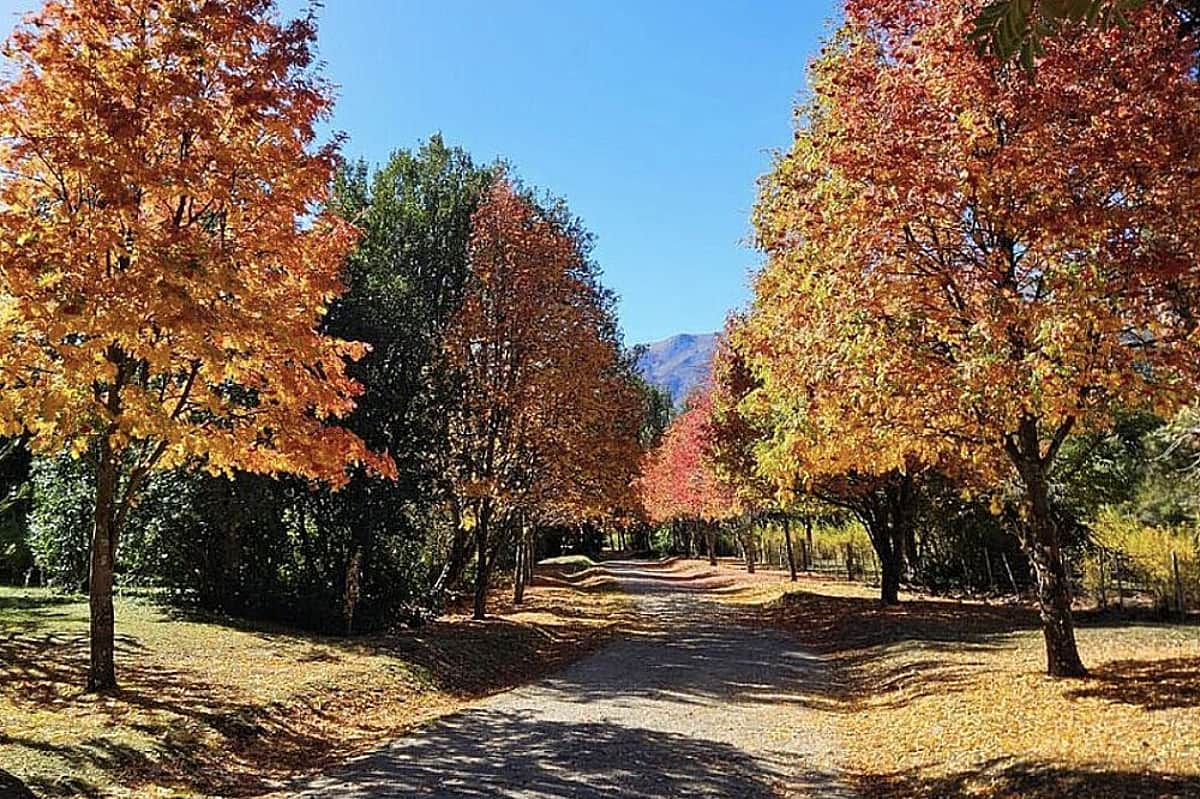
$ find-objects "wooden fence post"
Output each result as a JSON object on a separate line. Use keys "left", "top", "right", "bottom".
{"left": 1001, "top": 552, "right": 1019, "bottom": 598}
{"left": 1173, "top": 551, "right": 1186, "bottom": 620}
{"left": 1114, "top": 550, "right": 1124, "bottom": 609}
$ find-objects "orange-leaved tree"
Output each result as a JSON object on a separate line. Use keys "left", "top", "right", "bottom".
{"left": 444, "top": 178, "right": 640, "bottom": 618}
{"left": 0, "top": 0, "right": 391, "bottom": 691}
{"left": 753, "top": 0, "right": 1200, "bottom": 675}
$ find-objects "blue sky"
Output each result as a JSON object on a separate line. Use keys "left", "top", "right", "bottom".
{"left": 0, "top": 1, "right": 839, "bottom": 345}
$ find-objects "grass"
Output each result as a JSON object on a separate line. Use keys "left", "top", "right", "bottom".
{"left": 715, "top": 565, "right": 1200, "bottom": 799}
{"left": 0, "top": 572, "right": 630, "bottom": 798}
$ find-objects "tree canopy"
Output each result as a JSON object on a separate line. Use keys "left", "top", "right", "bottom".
{"left": 744, "top": 0, "right": 1200, "bottom": 675}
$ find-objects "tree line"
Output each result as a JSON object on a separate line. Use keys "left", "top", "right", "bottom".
{"left": 0, "top": 1, "right": 663, "bottom": 691}
{"left": 638, "top": 0, "right": 1200, "bottom": 679}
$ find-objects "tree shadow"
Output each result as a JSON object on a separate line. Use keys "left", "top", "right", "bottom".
{"left": 0, "top": 627, "right": 347, "bottom": 796}
{"left": 1065, "top": 656, "right": 1200, "bottom": 710}
{"left": 293, "top": 708, "right": 854, "bottom": 798}
{"left": 754, "top": 589, "right": 1040, "bottom": 656}
{"left": 0, "top": 767, "right": 37, "bottom": 799}
{"left": 864, "top": 757, "right": 1200, "bottom": 799}
{"left": 1, "top": 568, "right": 631, "bottom": 798}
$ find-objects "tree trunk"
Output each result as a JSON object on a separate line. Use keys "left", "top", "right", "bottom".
{"left": 744, "top": 520, "right": 756, "bottom": 574}
{"left": 1022, "top": 501, "right": 1089, "bottom": 676}
{"left": 859, "top": 484, "right": 904, "bottom": 607}
{"left": 343, "top": 546, "right": 362, "bottom": 635}
{"left": 1008, "top": 419, "right": 1087, "bottom": 678}
{"left": 705, "top": 525, "right": 717, "bottom": 566}
{"left": 879, "top": 547, "right": 900, "bottom": 605}
{"left": 805, "top": 518, "right": 814, "bottom": 571}
{"left": 433, "top": 525, "right": 475, "bottom": 597}
{"left": 88, "top": 445, "right": 119, "bottom": 693}
{"left": 472, "top": 505, "right": 492, "bottom": 620}
{"left": 513, "top": 520, "right": 528, "bottom": 605}
{"left": 524, "top": 526, "right": 534, "bottom": 585}
{"left": 783, "top": 517, "right": 798, "bottom": 582}
{"left": 1025, "top": 519, "right": 1087, "bottom": 677}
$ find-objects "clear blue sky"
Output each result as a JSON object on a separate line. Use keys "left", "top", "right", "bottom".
{"left": 0, "top": 1, "right": 839, "bottom": 345}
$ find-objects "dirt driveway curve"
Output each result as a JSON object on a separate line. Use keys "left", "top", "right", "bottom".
{"left": 294, "top": 559, "right": 857, "bottom": 798}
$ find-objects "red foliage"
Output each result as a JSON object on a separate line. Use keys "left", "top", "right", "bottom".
{"left": 638, "top": 389, "right": 740, "bottom": 524}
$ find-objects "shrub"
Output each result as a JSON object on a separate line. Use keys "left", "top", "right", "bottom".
{"left": 1086, "top": 508, "right": 1199, "bottom": 611}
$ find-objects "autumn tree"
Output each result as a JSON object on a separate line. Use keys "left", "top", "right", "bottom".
{"left": 711, "top": 320, "right": 922, "bottom": 596}
{"left": 705, "top": 325, "right": 790, "bottom": 573}
{"left": 639, "top": 388, "right": 741, "bottom": 565}
{"left": 444, "top": 179, "right": 640, "bottom": 618}
{"left": 752, "top": 0, "right": 1200, "bottom": 675}
{"left": 0, "top": 0, "right": 389, "bottom": 691}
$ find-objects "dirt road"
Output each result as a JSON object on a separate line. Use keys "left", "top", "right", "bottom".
{"left": 294, "top": 560, "right": 854, "bottom": 798}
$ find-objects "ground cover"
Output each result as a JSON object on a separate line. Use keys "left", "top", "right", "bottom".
{"left": 0, "top": 565, "right": 629, "bottom": 798}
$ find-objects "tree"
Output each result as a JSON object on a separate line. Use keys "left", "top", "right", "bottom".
{"left": 752, "top": 0, "right": 1200, "bottom": 675}
{"left": 731, "top": 266, "right": 934, "bottom": 605}
{"left": 325, "top": 137, "right": 494, "bottom": 622}
{"left": 0, "top": 0, "right": 389, "bottom": 691}
{"left": 639, "top": 388, "right": 741, "bottom": 565}
{"left": 444, "top": 179, "right": 638, "bottom": 618}
{"left": 706, "top": 324, "right": 792, "bottom": 574}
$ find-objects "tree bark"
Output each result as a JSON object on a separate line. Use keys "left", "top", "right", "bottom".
{"left": 343, "top": 546, "right": 362, "bottom": 635}
{"left": 1007, "top": 417, "right": 1087, "bottom": 677}
{"left": 744, "top": 518, "right": 756, "bottom": 574}
{"left": 705, "top": 525, "right": 717, "bottom": 566}
{"left": 513, "top": 519, "right": 528, "bottom": 605}
{"left": 857, "top": 480, "right": 906, "bottom": 607}
{"left": 1025, "top": 508, "right": 1087, "bottom": 677}
{"left": 783, "top": 516, "right": 798, "bottom": 582}
{"left": 87, "top": 443, "right": 119, "bottom": 693}
{"left": 804, "top": 518, "right": 814, "bottom": 571}
{"left": 524, "top": 526, "right": 534, "bottom": 585}
{"left": 472, "top": 503, "right": 492, "bottom": 620}
{"left": 879, "top": 548, "right": 901, "bottom": 605}
{"left": 433, "top": 524, "right": 475, "bottom": 597}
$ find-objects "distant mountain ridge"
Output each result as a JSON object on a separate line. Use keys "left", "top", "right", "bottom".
{"left": 636, "top": 332, "right": 718, "bottom": 406}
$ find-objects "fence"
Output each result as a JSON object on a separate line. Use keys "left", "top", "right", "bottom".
{"left": 755, "top": 531, "right": 1198, "bottom": 620}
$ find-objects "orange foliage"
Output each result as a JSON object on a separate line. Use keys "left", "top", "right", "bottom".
{"left": 444, "top": 180, "right": 641, "bottom": 530}
{"left": 746, "top": 0, "right": 1200, "bottom": 674}
{"left": 0, "top": 0, "right": 389, "bottom": 483}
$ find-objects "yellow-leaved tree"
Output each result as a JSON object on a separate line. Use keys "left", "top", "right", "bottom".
{"left": 749, "top": 0, "right": 1200, "bottom": 676}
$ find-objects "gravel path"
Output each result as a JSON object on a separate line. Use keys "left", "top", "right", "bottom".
{"left": 294, "top": 560, "right": 856, "bottom": 798}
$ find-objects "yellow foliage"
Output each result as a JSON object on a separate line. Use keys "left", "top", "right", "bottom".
{"left": 1086, "top": 509, "right": 1200, "bottom": 609}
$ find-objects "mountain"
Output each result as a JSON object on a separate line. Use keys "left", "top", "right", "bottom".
{"left": 636, "top": 332, "right": 718, "bottom": 406}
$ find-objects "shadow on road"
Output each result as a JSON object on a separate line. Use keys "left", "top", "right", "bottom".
{"left": 308, "top": 710, "right": 802, "bottom": 799}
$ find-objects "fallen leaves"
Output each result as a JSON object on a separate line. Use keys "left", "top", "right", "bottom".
{"left": 0, "top": 575, "right": 629, "bottom": 798}
{"left": 718, "top": 565, "right": 1200, "bottom": 798}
